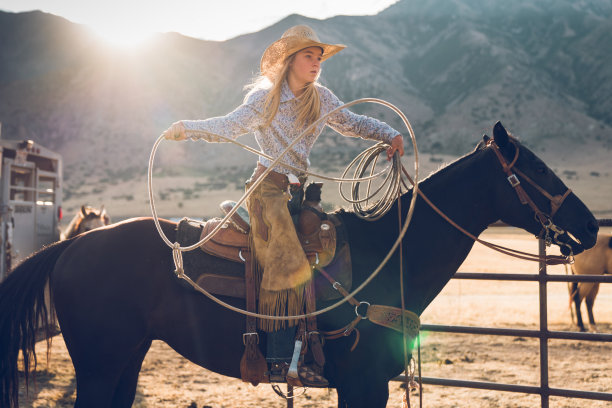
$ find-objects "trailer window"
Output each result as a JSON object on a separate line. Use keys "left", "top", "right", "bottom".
{"left": 37, "top": 176, "right": 56, "bottom": 205}
{"left": 9, "top": 167, "right": 35, "bottom": 202}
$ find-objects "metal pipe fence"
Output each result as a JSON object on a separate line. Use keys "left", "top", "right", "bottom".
{"left": 393, "top": 219, "right": 612, "bottom": 407}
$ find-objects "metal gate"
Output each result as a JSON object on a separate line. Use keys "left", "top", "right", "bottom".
{"left": 394, "top": 219, "right": 612, "bottom": 407}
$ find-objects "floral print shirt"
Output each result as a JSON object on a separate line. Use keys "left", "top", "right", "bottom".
{"left": 181, "top": 81, "right": 399, "bottom": 175}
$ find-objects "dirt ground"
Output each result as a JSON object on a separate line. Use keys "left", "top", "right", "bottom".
{"left": 17, "top": 228, "right": 612, "bottom": 408}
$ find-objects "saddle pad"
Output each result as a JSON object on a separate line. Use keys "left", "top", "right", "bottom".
{"left": 175, "top": 218, "right": 246, "bottom": 298}
{"left": 175, "top": 218, "right": 352, "bottom": 302}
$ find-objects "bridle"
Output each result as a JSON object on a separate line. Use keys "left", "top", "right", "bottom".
{"left": 488, "top": 139, "right": 574, "bottom": 256}
{"left": 400, "top": 139, "right": 575, "bottom": 265}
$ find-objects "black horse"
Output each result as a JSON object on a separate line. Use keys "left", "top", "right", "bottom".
{"left": 0, "top": 123, "right": 598, "bottom": 407}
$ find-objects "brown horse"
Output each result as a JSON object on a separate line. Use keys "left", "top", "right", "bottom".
{"left": 0, "top": 122, "right": 599, "bottom": 408}
{"left": 61, "top": 205, "right": 110, "bottom": 240}
{"left": 569, "top": 233, "right": 612, "bottom": 332}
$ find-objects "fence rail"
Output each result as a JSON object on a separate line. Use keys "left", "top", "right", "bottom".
{"left": 391, "top": 220, "right": 611, "bottom": 407}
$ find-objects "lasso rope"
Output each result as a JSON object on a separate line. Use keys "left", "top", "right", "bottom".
{"left": 340, "top": 142, "right": 404, "bottom": 220}
{"left": 148, "top": 98, "right": 419, "bottom": 321}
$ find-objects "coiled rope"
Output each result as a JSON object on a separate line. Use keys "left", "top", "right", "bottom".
{"left": 148, "top": 98, "right": 419, "bottom": 321}
{"left": 340, "top": 142, "right": 404, "bottom": 221}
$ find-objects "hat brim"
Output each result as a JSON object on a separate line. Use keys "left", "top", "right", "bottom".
{"left": 260, "top": 37, "right": 346, "bottom": 79}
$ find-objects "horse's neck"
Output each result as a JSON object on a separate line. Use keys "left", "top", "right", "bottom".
{"left": 63, "top": 216, "right": 82, "bottom": 239}
{"left": 415, "top": 151, "right": 499, "bottom": 235}
{"left": 342, "top": 150, "right": 499, "bottom": 313}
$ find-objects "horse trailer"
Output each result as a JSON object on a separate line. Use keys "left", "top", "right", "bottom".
{"left": 0, "top": 127, "right": 63, "bottom": 281}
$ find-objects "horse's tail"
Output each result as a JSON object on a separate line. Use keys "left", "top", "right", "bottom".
{"left": 0, "top": 238, "right": 73, "bottom": 408}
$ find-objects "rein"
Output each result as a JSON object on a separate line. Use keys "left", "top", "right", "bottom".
{"left": 400, "top": 139, "right": 574, "bottom": 265}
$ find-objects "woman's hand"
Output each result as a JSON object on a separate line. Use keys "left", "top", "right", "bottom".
{"left": 387, "top": 134, "right": 404, "bottom": 161}
{"left": 162, "top": 121, "right": 187, "bottom": 141}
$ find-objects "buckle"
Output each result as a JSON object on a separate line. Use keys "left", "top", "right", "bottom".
{"left": 355, "top": 301, "right": 370, "bottom": 320}
{"left": 507, "top": 174, "right": 520, "bottom": 187}
{"left": 242, "top": 332, "right": 259, "bottom": 345}
{"left": 308, "top": 330, "right": 322, "bottom": 341}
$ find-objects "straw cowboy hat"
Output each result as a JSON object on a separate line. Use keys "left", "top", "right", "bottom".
{"left": 260, "top": 25, "right": 346, "bottom": 79}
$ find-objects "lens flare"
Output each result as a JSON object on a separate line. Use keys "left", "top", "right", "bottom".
{"left": 89, "top": 23, "right": 154, "bottom": 48}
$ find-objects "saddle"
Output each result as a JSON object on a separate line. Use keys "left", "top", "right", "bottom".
{"left": 182, "top": 188, "right": 352, "bottom": 302}
{"left": 175, "top": 183, "right": 352, "bottom": 386}
{"left": 203, "top": 203, "right": 337, "bottom": 269}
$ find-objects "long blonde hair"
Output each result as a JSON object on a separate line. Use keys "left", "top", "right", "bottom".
{"left": 247, "top": 53, "right": 321, "bottom": 131}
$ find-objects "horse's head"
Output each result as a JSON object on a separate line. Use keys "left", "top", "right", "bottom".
{"left": 79, "top": 205, "right": 110, "bottom": 233}
{"left": 482, "top": 121, "right": 598, "bottom": 255}
{"left": 63, "top": 205, "right": 111, "bottom": 240}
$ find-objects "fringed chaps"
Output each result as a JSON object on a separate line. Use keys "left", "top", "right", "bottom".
{"left": 246, "top": 176, "right": 311, "bottom": 332}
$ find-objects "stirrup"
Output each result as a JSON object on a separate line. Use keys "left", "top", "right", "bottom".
{"left": 267, "top": 362, "right": 289, "bottom": 383}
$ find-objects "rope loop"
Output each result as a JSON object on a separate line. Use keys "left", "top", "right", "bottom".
{"left": 340, "top": 142, "right": 404, "bottom": 221}
{"left": 147, "top": 98, "right": 420, "bottom": 322}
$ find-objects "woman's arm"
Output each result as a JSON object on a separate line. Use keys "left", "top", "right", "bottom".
{"left": 322, "top": 87, "right": 404, "bottom": 159}
{"left": 163, "top": 90, "right": 264, "bottom": 142}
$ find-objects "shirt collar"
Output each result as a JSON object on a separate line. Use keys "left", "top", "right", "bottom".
{"left": 280, "top": 80, "right": 297, "bottom": 103}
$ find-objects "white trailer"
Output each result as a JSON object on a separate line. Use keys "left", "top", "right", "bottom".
{"left": 0, "top": 126, "right": 62, "bottom": 281}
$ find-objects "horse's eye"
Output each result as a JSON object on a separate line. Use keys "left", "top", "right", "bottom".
{"left": 536, "top": 165, "right": 548, "bottom": 174}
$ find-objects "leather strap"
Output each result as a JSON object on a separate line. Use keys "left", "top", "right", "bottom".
{"left": 317, "top": 266, "right": 419, "bottom": 352}
{"left": 251, "top": 162, "right": 290, "bottom": 191}
{"left": 305, "top": 279, "right": 325, "bottom": 367}
{"left": 399, "top": 163, "right": 570, "bottom": 265}
{"left": 240, "top": 254, "right": 267, "bottom": 385}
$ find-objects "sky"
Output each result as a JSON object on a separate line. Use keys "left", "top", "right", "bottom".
{"left": 0, "top": 0, "right": 399, "bottom": 46}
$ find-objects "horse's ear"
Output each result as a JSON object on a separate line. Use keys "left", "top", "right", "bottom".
{"left": 493, "top": 121, "right": 509, "bottom": 148}
{"left": 483, "top": 134, "right": 490, "bottom": 143}
{"left": 100, "top": 205, "right": 110, "bottom": 224}
{"left": 81, "top": 205, "right": 88, "bottom": 217}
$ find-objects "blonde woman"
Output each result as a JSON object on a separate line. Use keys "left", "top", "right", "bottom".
{"left": 163, "top": 25, "right": 404, "bottom": 386}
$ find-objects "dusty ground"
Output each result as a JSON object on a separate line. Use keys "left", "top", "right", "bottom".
{"left": 16, "top": 228, "right": 611, "bottom": 407}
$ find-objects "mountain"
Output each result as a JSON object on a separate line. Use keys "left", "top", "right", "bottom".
{"left": 0, "top": 1, "right": 611, "bottom": 216}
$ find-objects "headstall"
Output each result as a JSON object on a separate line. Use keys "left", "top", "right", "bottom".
{"left": 488, "top": 139, "right": 574, "bottom": 256}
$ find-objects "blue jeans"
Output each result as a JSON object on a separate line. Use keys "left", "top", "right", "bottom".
{"left": 266, "top": 326, "right": 297, "bottom": 363}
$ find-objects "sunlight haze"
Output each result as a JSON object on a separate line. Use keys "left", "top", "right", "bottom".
{"left": 0, "top": 0, "right": 399, "bottom": 46}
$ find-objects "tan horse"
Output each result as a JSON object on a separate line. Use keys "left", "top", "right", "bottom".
{"left": 61, "top": 205, "right": 110, "bottom": 240}
{"left": 569, "top": 234, "right": 612, "bottom": 331}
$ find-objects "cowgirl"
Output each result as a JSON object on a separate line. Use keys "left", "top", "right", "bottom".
{"left": 163, "top": 25, "right": 404, "bottom": 386}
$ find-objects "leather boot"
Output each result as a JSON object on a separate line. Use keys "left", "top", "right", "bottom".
{"left": 286, "top": 362, "right": 329, "bottom": 388}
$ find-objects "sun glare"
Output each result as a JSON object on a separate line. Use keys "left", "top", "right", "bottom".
{"left": 90, "top": 23, "right": 154, "bottom": 48}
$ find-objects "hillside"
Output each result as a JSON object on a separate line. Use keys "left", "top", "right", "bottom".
{"left": 0, "top": 0, "right": 610, "bottom": 219}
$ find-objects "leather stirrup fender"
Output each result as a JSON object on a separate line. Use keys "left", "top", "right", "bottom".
{"left": 240, "top": 256, "right": 267, "bottom": 385}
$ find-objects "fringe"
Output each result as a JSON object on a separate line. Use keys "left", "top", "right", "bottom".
{"left": 245, "top": 177, "right": 309, "bottom": 332}
{"left": 249, "top": 231, "right": 263, "bottom": 299}
{"left": 258, "top": 283, "right": 307, "bottom": 332}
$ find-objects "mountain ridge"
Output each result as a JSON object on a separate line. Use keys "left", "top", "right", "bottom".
{"left": 0, "top": 1, "right": 610, "bottom": 215}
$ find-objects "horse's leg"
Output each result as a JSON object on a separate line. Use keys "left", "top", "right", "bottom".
{"left": 72, "top": 369, "right": 121, "bottom": 408}
{"left": 572, "top": 282, "right": 586, "bottom": 331}
{"left": 56, "top": 288, "right": 151, "bottom": 408}
{"left": 336, "top": 394, "right": 347, "bottom": 408}
{"left": 111, "top": 339, "right": 152, "bottom": 407}
{"left": 335, "top": 377, "right": 390, "bottom": 408}
{"left": 585, "top": 283, "right": 600, "bottom": 332}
